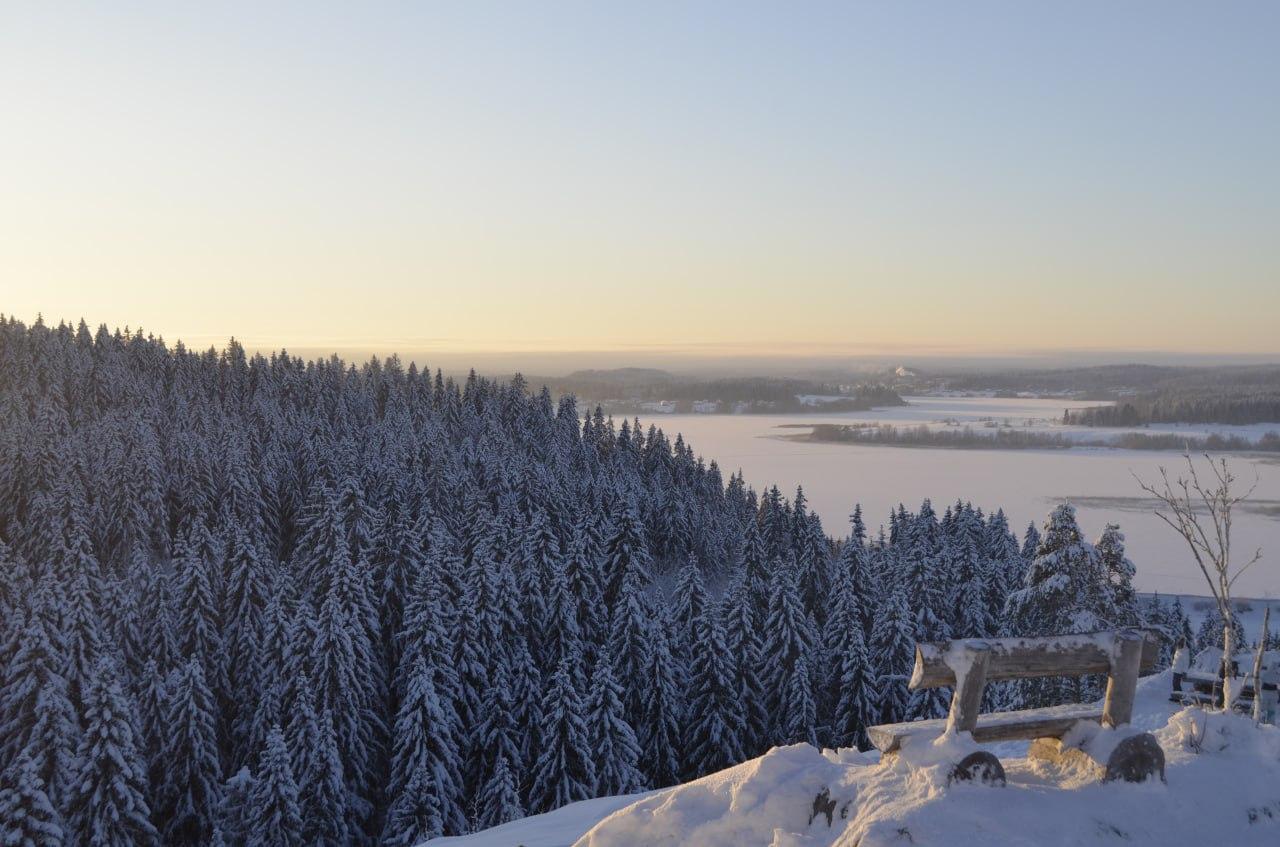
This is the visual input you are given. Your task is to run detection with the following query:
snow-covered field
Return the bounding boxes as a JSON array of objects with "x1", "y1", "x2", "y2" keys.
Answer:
[{"x1": 425, "y1": 673, "x2": 1280, "y2": 846}]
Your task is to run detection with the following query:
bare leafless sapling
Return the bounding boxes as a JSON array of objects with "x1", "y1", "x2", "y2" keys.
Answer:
[{"x1": 1134, "y1": 454, "x2": 1263, "y2": 710}]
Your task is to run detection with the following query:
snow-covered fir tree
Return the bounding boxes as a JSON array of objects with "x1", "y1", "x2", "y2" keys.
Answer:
[
  {"x1": 683, "y1": 601, "x2": 744, "y2": 779},
  {"x1": 825, "y1": 568, "x2": 876, "y2": 750},
  {"x1": 638, "y1": 623, "x2": 684, "y2": 789},
  {"x1": 529, "y1": 660, "x2": 595, "y2": 813},
  {"x1": 285, "y1": 680, "x2": 349, "y2": 847},
  {"x1": 762, "y1": 556, "x2": 815, "y2": 744},
  {"x1": 870, "y1": 586, "x2": 915, "y2": 724},
  {"x1": 1006, "y1": 504, "x2": 1107, "y2": 705},
  {"x1": 722, "y1": 575, "x2": 769, "y2": 758},
  {"x1": 65, "y1": 659, "x2": 160, "y2": 846},
  {"x1": 1094, "y1": 523, "x2": 1140, "y2": 627},
  {"x1": 384, "y1": 655, "x2": 463, "y2": 839},
  {"x1": 584, "y1": 650, "x2": 644, "y2": 797},
  {"x1": 0, "y1": 749, "x2": 65, "y2": 847},
  {"x1": 157, "y1": 658, "x2": 223, "y2": 844},
  {"x1": 0, "y1": 611, "x2": 78, "y2": 812},
  {"x1": 381, "y1": 759, "x2": 443, "y2": 847},
  {"x1": 473, "y1": 752, "x2": 524, "y2": 831},
  {"x1": 245, "y1": 726, "x2": 303, "y2": 847}
]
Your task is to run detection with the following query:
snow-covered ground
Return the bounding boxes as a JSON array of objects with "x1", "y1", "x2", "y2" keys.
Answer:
[
  {"x1": 427, "y1": 673, "x2": 1280, "y2": 846},
  {"x1": 420, "y1": 793, "x2": 655, "y2": 847}
]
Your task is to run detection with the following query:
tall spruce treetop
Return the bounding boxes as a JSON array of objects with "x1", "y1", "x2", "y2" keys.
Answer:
[
  {"x1": 739, "y1": 520, "x2": 771, "y2": 619},
  {"x1": 66, "y1": 659, "x2": 160, "y2": 847},
  {"x1": 1021, "y1": 521, "x2": 1042, "y2": 562},
  {"x1": 870, "y1": 585, "x2": 915, "y2": 725},
  {"x1": 245, "y1": 726, "x2": 303, "y2": 847},
  {"x1": 159, "y1": 657, "x2": 223, "y2": 845},
  {"x1": 638, "y1": 621, "x2": 683, "y2": 790},
  {"x1": 608, "y1": 567, "x2": 652, "y2": 734},
  {"x1": 762, "y1": 556, "x2": 814, "y2": 708},
  {"x1": 584, "y1": 650, "x2": 645, "y2": 797},
  {"x1": 683, "y1": 602, "x2": 743, "y2": 779},
  {"x1": 543, "y1": 560, "x2": 585, "y2": 683},
  {"x1": 284, "y1": 675, "x2": 349, "y2": 847},
  {"x1": 601, "y1": 499, "x2": 651, "y2": 612},
  {"x1": 387, "y1": 655, "x2": 464, "y2": 836},
  {"x1": 173, "y1": 524, "x2": 223, "y2": 684},
  {"x1": 670, "y1": 552, "x2": 706, "y2": 660},
  {"x1": 382, "y1": 755, "x2": 443, "y2": 847},
  {"x1": 0, "y1": 749, "x2": 64, "y2": 847},
  {"x1": 832, "y1": 602, "x2": 876, "y2": 750},
  {"x1": 519, "y1": 508, "x2": 562, "y2": 665},
  {"x1": 0, "y1": 610, "x2": 78, "y2": 812},
  {"x1": 529, "y1": 660, "x2": 595, "y2": 814},
  {"x1": 473, "y1": 752, "x2": 523, "y2": 832},
  {"x1": 1006, "y1": 504, "x2": 1104, "y2": 637},
  {"x1": 721, "y1": 575, "x2": 768, "y2": 758},
  {"x1": 1094, "y1": 523, "x2": 1140, "y2": 627},
  {"x1": 468, "y1": 656, "x2": 522, "y2": 813},
  {"x1": 562, "y1": 514, "x2": 604, "y2": 653}
]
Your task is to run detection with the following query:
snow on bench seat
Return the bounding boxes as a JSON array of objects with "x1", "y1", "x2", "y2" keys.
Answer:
[{"x1": 867, "y1": 703, "x2": 1104, "y2": 753}]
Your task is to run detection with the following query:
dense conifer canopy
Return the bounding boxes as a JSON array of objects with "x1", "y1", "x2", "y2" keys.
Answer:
[{"x1": 0, "y1": 316, "x2": 1170, "y2": 842}]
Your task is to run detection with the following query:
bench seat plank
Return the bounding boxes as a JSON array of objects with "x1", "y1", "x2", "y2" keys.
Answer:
[{"x1": 867, "y1": 704, "x2": 1104, "y2": 753}]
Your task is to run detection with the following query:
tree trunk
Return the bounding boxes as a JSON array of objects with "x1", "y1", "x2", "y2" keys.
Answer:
[
  {"x1": 1222, "y1": 613, "x2": 1236, "y2": 711},
  {"x1": 1253, "y1": 607, "x2": 1271, "y2": 725}
]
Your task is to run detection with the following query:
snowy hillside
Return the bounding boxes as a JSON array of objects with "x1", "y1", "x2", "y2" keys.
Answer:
[{"x1": 427, "y1": 673, "x2": 1280, "y2": 846}]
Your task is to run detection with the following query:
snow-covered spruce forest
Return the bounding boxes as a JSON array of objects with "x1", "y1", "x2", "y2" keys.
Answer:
[{"x1": 0, "y1": 317, "x2": 1204, "y2": 846}]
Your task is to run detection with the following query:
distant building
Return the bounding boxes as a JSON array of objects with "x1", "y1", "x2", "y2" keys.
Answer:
[
  {"x1": 692, "y1": 400, "x2": 719, "y2": 413},
  {"x1": 639, "y1": 400, "x2": 676, "y2": 414},
  {"x1": 796, "y1": 394, "x2": 845, "y2": 407}
]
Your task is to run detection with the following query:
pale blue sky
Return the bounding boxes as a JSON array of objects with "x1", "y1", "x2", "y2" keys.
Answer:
[{"x1": 2, "y1": 1, "x2": 1277, "y2": 356}]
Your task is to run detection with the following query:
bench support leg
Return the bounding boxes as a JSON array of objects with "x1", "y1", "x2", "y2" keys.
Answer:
[
  {"x1": 1103, "y1": 633, "x2": 1143, "y2": 728},
  {"x1": 947, "y1": 645, "x2": 991, "y2": 733}
]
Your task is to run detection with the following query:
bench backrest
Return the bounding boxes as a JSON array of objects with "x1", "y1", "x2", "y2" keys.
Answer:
[{"x1": 909, "y1": 628, "x2": 1160, "y2": 690}]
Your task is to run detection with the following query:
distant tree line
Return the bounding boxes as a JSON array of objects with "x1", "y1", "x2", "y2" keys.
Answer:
[
  {"x1": 796, "y1": 423, "x2": 1280, "y2": 453},
  {"x1": 797, "y1": 423, "x2": 1077, "y2": 450},
  {"x1": 1065, "y1": 392, "x2": 1280, "y2": 428},
  {"x1": 0, "y1": 315, "x2": 1205, "y2": 847}
]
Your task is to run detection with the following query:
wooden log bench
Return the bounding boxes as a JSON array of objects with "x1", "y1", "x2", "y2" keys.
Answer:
[{"x1": 866, "y1": 629, "x2": 1164, "y2": 786}]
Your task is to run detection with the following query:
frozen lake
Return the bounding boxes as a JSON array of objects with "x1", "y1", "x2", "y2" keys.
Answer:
[{"x1": 635, "y1": 397, "x2": 1280, "y2": 598}]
